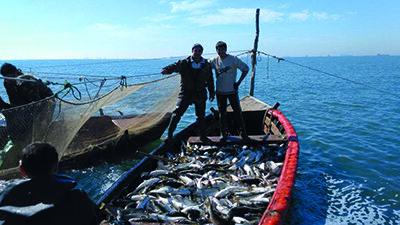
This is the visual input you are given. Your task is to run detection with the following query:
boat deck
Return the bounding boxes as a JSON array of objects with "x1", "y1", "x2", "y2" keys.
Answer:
[{"x1": 232, "y1": 95, "x2": 271, "y2": 112}]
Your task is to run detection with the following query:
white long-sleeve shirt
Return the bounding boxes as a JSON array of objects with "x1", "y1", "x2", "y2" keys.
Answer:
[{"x1": 209, "y1": 54, "x2": 249, "y2": 94}]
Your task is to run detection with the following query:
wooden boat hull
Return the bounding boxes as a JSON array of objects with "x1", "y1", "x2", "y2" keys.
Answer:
[
  {"x1": 97, "y1": 96, "x2": 299, "y2": 225},
  {"x1": 59, "y1": 112, "x2": 172, "y2": 169}
]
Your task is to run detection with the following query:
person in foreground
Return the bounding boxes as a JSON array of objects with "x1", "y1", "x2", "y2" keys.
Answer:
[
  {"x1": 0, "y1": 142, "x2": 107, "y2": 225},
  {"x1": 209, "y1": 41, "x2": 249, "y2": 142},
  {"x1": 161, "y1": 43, "x2": 215, "y2": 142}
]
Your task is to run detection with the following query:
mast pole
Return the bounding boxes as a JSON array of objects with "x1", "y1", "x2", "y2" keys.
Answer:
[{"x1": 249, "y1": 8, "x2": 260, "y2": 96}]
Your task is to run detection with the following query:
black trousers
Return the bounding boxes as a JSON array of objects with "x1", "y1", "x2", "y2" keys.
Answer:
[
  {"x1": 168, "y1": 90, "x2": 207, "y2": 138},
  {"x1": 216, "y1": 93, "x2": 247, "y2": 137}
]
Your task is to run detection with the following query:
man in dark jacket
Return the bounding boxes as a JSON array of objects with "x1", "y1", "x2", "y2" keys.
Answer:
[
  {"x1": 0, "y1": 142, "x2": 101, "y2": 225},
  {"x1": 0, "y1": 63, "x2": 55, "y2": 162},
  {"x1": 0, "y1": 97, "x2": 11, "y2": 110},
  {"x1": 1, "y1": 63, "x2": 53, "y2": 107},
  {"x1": 161, "y1": 43, "x2": 215, "y2": 142}
]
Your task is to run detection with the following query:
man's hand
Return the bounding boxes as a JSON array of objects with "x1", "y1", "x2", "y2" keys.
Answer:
[{"x1": 233, "y1": 82, "x2": 239, "y2": 90}]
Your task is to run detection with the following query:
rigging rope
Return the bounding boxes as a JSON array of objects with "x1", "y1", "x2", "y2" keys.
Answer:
[
  {"x1": 14, "y1": 49, "x2": 249, "y2": 94},
  {"x1": 258, "y1": 51, "x2": 400, "y2": 98},
  {"x1": 34, "y1": 71, "x2": 163, "y2": 80},
  {"x1": 6, "y1": 50, "x2": 398, "y2": 100},
  {"x1": 25, "y1": 59, "x2": 145, "y2": 69}
]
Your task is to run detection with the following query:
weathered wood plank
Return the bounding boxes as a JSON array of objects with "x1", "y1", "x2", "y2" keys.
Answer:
[{"x1": 227, "y1": 95, "x2": 270, "y2": 112}]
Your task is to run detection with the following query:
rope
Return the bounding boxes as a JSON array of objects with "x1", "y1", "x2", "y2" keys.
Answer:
[
  {"x1": 94, "y1": 79, "x2": 107, "y2": 99},
  {"x1": 41, "y1": 72, "x2": 178, "y2": 106},
  {"x1": 24, "y1": 50, "x2": 248, "y2": 89},
  {"x1": 232, "y1": 50, "x2": 252, "y2": 57},
  {"x1": 55, "y1": 84, "x2": 119, "y2": 106},
  {"x1": 83, "y1": 78, "x2": 93, "y2": 100},
  {"x1": 0, "y1": 76, "x2": 41, "y2": 83},
  {"x1": 19, "y1": 50, "x2": 248, "y2": 71},
  {"x1": 258, "y1": 51, "x2": 400, "y2": 98},
  {"x1": 35, "y1": 71, "x2": 164, "y2": 82},
  {"x1": 54, "y1": 81, "x2": 82, "y2": 100},
  {"x1": 53, "y1": 74, "x2": 178, "y2": 106},
  {"x1": 24, "y1": 59, "x2": 144, "y2": 69},
  {"x1": 11, "y1": 50, "x2": 398, "y2": 100}
]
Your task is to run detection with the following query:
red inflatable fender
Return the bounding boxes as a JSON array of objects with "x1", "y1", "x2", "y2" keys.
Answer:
[{"x1": 259, "y1": 109, "x2": 299, "y2": 225}]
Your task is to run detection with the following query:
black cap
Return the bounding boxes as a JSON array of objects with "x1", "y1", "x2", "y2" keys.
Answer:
[
  {"x1": 216, "y1": 41, "x2": 227, "y2": 49},
  {"x1": 192, "y1": 43, "x2": 203, "y2": 51}
]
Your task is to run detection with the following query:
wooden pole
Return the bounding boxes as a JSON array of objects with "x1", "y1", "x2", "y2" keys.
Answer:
[{"x1": 249, "y1": 8, "x2": 260, "y2": 96}]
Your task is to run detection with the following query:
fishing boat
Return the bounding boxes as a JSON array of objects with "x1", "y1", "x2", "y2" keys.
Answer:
[{"x1": 97, "y1": 9, "x2": 299, "y2": 225}]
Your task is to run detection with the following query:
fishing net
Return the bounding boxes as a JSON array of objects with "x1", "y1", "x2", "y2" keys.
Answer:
[{"x1": 0, "y1": 75, "x2": 180, "y2": 173}]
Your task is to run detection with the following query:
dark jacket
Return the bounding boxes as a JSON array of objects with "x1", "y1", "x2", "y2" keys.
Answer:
[
  {"x1": 162, "y1": 56, "x2": 214, "y2": 96},
  {"x1": 0, "y1": 97, "x2": 11, "y2": 110},
  {"x1": 0, "y1": 174, "x2": 100, "y2": 225},
  {"x1": 4, "y1": 74, "x2": 53, "y2": 107}
]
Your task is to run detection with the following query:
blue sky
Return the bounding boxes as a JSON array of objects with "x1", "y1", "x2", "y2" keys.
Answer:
[{"x1": 1, "y1": 0, "x2": 399, "y2": 59}]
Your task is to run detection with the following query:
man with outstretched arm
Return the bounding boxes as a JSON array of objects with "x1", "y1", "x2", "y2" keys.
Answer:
[{"x1": 161, "y1": 43, "x2": 215, "y2": 142}]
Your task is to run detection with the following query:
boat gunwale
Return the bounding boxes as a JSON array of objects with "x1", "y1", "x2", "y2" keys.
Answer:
[{"x1": 259, "y1": 109, "x2": 299, "y2": 225}]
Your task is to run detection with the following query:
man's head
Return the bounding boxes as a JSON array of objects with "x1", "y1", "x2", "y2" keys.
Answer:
[
  {"x1": 1, "y1": 63, "x2": 23, "y2": 77},
  {"x1": 192, "y1": 43, "x2": 204, "y2": 61},
  {"x1": 216, "y1": 41, "x2": 227, "y2": 50},
  {"x1": 20, "y1": 142, "x2": 59, "y2": 178},
  {"x1": 216, "y1": 41, "x2": 227, "y2": 58}
]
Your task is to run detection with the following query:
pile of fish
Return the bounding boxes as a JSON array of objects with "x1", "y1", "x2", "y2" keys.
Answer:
[{"x1": 105, "y1": 143, "x2": 286, "y2": 224}]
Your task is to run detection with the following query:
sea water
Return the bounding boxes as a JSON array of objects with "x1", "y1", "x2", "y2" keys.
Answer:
[{"x1": 0, "y1": 55, "x2": 399, "y2": 224}]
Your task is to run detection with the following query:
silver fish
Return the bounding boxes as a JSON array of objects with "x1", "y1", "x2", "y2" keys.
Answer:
[
  {"x1": 243, "y1": 164, "x2": 254, "y2": 176},
  {"x1": 129, "y1": 194, "x2": 148, "y2": 201},
  {"x1": 249, "y1": 197, "x2": 270, "y2": 205},
  {"x1": 170, "y1": 195, "x2": 197, "y2": 210},
  {"x1": 208, "y1": 197, "x2": 234, "y2": 225},
  {"x1": 181, "y1": 205, "x2": 203, "y2": 221},
  {"x1": 179, "y1": 175, "x2": 195, "y2": 187},
  {"x1": 156, "y1": 196, "x2": 176, "y2": 212},
  {"x1": 215, "y1": 186, "x2": 247, "y2": 198},
  {"x1": 232, "y1": 216, "x2": 251, "y2": 224},
  {"x1": 134, "y1": 177, "x2": 160, "y2": 193},
  {"x1": 149, "y1": 169, "x2": 172, "y2": 177}
]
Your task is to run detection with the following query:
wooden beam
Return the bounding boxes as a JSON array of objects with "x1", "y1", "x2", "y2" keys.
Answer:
[{"x1": 249, "y1": 8, "x2": 260, "y2": 96}]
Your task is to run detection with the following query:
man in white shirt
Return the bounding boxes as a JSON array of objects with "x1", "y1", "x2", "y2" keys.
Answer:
[{"x1": 209, "y1": 41, "x2": 249, "y2": 142}]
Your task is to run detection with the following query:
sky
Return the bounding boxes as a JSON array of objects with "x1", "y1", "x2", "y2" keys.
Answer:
[{"x1": 1, "y1": 0, "x2": 399, "y2": 59}]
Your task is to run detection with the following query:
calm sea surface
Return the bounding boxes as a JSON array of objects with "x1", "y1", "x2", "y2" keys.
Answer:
[{"x1": 1, "y1": 55, "x2": 399, "y2": 224}]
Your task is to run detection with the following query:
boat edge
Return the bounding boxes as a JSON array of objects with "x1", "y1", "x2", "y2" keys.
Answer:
[{"x1": 259, "y1": 109, "x2": 299, "y2": 225}]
